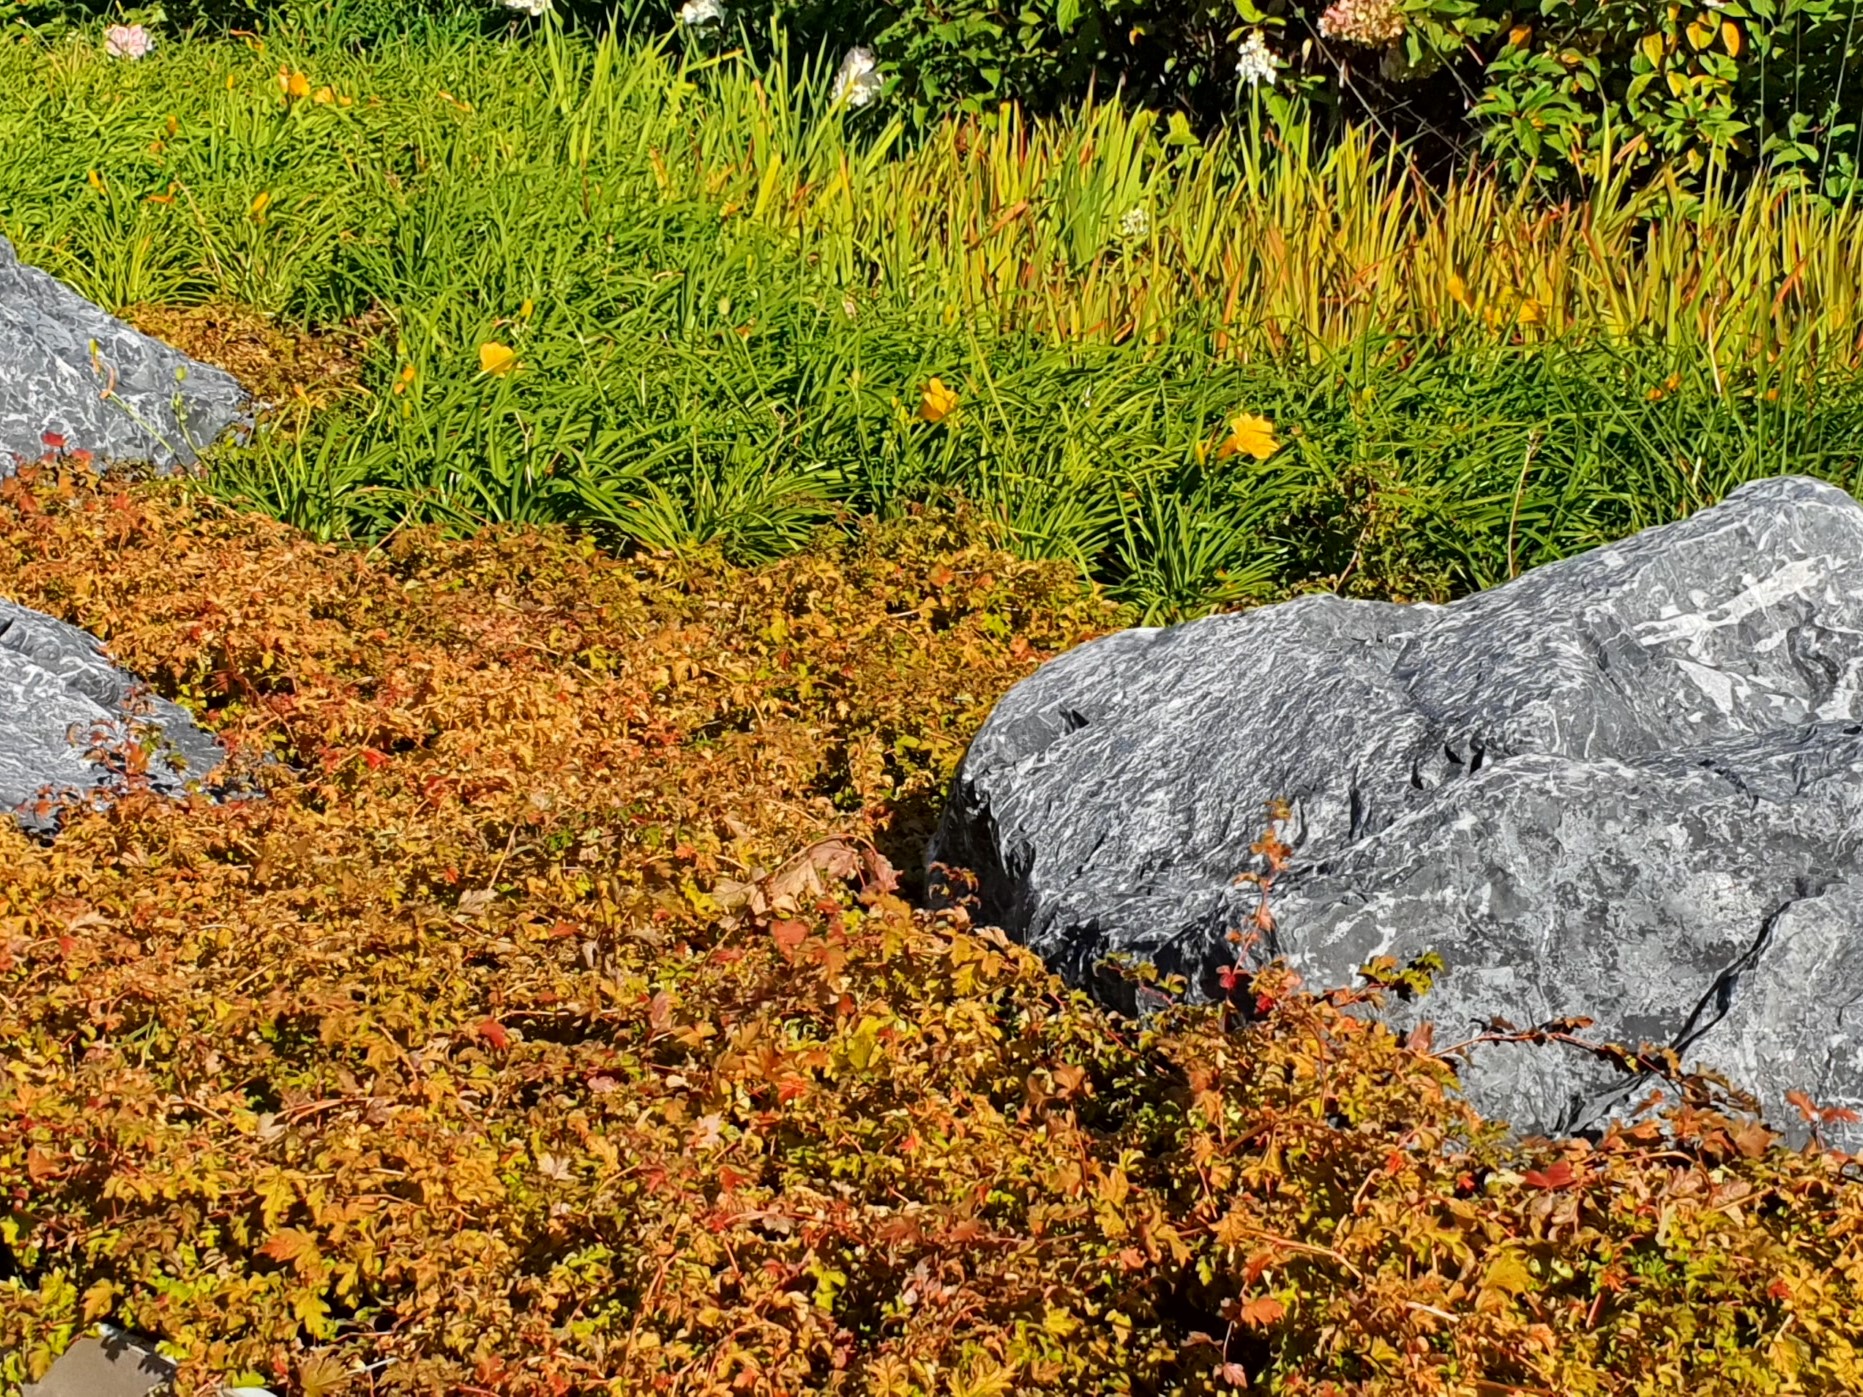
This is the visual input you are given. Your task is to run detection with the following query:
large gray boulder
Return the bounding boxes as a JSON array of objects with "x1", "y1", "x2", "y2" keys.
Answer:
[
  {"x1": 0, "y1": 236, "x2": 247, "y2": 470},
  {"x1": 0, "y1": 597, "x2": 223, "y2": 830},
  {"x1": 932, "y1": 475, "x2": 1863, "y2": 1143}
]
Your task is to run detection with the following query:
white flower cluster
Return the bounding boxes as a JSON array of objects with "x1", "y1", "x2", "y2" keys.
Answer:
[
  {"x1": 1117, "y1": 205, "x2": 1150, "y2": 240},
  {"x1": 1318, "y1": 0, "x2": 1407, "y2": 46},
  {"x1": 831, "y1": 46, "x2": 883, "y2": 108},
  {"x1": 1234, "y1": 30, "x2": 1281, "y2": 87},
  {"x1": 504, "y1": 0, "x2": 550, "y2": 16},
  {"x1": 678, "y1": 0, "x2": 725, "y2": 26}
]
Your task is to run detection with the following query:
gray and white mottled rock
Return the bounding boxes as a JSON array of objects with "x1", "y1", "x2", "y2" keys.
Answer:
[
  {"x1": 932, "y1": 475, "x2": 1863, "y2": 1142},
  {"x1": 0, "y1": 236, "x2": 247, "y2": 470},
  {"x1": 0, "y1": 596, "x2": 223, "y2": 829},
  {"x1": 19, "y1": 1327, "x2": 279, "y2": 1397},
  {"x1": 22, "y1": 1329, "x2": 176, "y2": 1397}
]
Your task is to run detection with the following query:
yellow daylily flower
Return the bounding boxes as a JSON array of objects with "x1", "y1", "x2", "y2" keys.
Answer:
[
  {"x1": 1217, "y1": 412, "x2": 1281, "y2": 462},
  {"x1": 479, "y1": 342, "x2": 519, "y2": 376},
  {"x1": 919, "y1": 377, "x2": 959, "y2": 424}
]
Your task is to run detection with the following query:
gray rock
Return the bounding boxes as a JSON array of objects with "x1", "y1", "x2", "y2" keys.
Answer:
[
  {"x1": 0, "y1": 236, "x2": 247, "y2": 470},
  {"x1": 932, "y1": 475, "x2": 1863, "y2": 1143},
  {"x1": 0, "y1": 596, "x2": 224, "y2": 829},
  {"x1": 23, "y1": 1330, "x2": 175, "y2": 1397}
]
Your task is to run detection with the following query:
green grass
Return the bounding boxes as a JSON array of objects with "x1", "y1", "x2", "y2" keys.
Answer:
[{"x1": 3, "y1": 6, "x2": 1862, "y2": 617}]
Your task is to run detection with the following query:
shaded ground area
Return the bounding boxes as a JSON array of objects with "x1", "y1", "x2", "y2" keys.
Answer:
[{"x1": 123, "y1": 303, "x2": 380, "y2": 413}]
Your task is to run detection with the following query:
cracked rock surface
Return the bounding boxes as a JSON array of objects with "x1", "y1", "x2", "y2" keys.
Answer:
[
  {"x1": 0, "y1": 596, "x2": 224, "y2": 830},
  {"x1": 0, "y1": 235, "x2": 247, "y2": 470},
  {"x1": 932, "y1": 475, "x2": 1863, "y2": 1142}
]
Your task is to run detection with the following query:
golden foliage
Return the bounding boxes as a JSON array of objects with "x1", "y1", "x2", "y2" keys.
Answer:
[{"x1": 0, "y1": 472, "x2": 1860, "y2": 1394}]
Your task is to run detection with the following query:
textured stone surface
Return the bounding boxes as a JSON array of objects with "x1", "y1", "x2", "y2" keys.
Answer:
[
  {"x1": 22, "y1": 1330, "x2": 175, "y2": 1397},
  {"x1": 0, "y1": 596, "x2": 223, "y2": 829},
  {"x1": 0, "y1": 236, "x2": 247, "y2": 470},
  {"x1": 932, "y1": 476, "x2": 1863, "y2": 1142}
]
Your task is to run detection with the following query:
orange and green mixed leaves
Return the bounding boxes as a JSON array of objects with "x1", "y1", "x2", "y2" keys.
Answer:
[{"x1": 0, "y1": 470, "x2": 1860, "y2": 1396}]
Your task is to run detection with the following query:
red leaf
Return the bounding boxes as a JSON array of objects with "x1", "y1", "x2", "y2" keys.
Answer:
[
  {"x1": 1238, "y1": 1296, "x2": 1285, "y2": 1327},
  {"x1": 1219, "y1": 1363, "x2": 1249, "y2": 1387},
  {"x1": 648, "y1": 990, "x2": 674, "y2": 1033},
  {"x1": 476, "y1": 1018, "x2": 510, "y2": 1051},
  {"x1": 770, "y1": 919, "x2": 809, "y2": 956},
  {"x1": 258, "y1": 1227, "x2": 317, "y2": 1264},
  {"x1": 1523, "y1": 1160, "x2": 1577, "y2": 1190},
  {"x1": 40, "y1": 432, "x2": 66, "y2": 451}
]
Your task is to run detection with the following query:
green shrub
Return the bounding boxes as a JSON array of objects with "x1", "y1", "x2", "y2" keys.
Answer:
[
  {"x1": 15, "y1": 0, "x2": 1862, "y2": 182},
  {"x1": 744, "y1": 0, "x2": 1863, "y2": 185}
]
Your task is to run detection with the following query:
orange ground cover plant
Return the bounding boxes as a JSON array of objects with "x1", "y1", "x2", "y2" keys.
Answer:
[{"x1": 2, "y1": 470, "x2": 1862, "y2": 1395}]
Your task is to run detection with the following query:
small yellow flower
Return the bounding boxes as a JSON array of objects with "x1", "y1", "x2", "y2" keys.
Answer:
[
  {"x1": 919, "y1": 377, "x2": 959, "y2": 424},
  {"x1": 392, "y1": 363, "x2": 417, "y2": 396},
  {"x1": 1517, "y1": 297, "x2": 1545, "y2": 327},
  {"x1": 1216, "y1": 413, "x2": 1281, "y2": 462},
  {"x1": 86, "y1": 169, "x2": 106, "y2": 195},
  {"x1": 1446, "y1": 272, "x2": 1472, "y2": 310},
  {"x1": 279, "y1": 68, "x2": 311, "y2": 102},
  {"x1": 479, "y1": 342, "x2": 519, "y2": 377},
  {"x1": 518, "y1": 299, "x2": 535, "y2": 321},
  {"x1": 1647, "y1": 372, "x2": 1682, "y2": 402},
  {"x1": 312, "y1": 86, "x2": 336, "y2": 105},
  {"x1": 249, "y1": 190, "x2": 271, "y2": 219}
]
